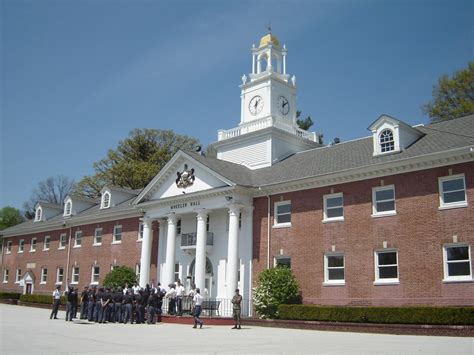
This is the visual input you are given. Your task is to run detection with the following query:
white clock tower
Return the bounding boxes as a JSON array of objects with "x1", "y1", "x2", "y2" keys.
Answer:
[{"x1": 215, "y1": 31, "x2": 321, "y2": 169}]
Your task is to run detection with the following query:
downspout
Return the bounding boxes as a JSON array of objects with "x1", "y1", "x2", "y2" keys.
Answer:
[
  {"x1": 267, "y1": 194, "x2": 271, "y2": 269},
  {"x1": 65, "y1": 225, "x2": 72, "y2": 290}
]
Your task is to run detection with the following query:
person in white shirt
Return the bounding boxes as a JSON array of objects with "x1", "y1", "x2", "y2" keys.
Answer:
[
  {"x1": 175, "y1": 280, "x2": 185, "y2": 316},
  {"x1": 50, "y1": 286, "x2": 61, "y2": 319},
  {"x1": 165, "y1": 285, "x2": 177, "y2": 315},
  {"x1": 192, "y1": 288, "x2": 203, "y2": 328}
]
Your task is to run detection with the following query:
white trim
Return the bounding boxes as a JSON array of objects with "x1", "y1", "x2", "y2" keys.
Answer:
[
  {"x1": 323, "y1": 192, "x2": 344, "y2": 222},
  {"x1": 30, "y1": 237, "x2": 37, "y2": 252},
  {"x1": 3, "y1": 269, "x2": 9, "y2": 283},
  {"x1": 442, "y1": 243, "x2": 472, "y2": 282},
  {"x1": 438, "y1": 174, "x2": 468, "y2": 209},
  {"x1": 43, "y1": 236, "x2": 50, "y2": 251},
  {"x1": 40, "y1": 267, "x2": 48, "y2": 284},
  {"x1": 112, "y1": 225, "x2": 122, "y2": 244},
  {"x1": 15, "y1": 268, "x2": 21, "y2": 283},
  {"x1": 56, "y1": 267, "x2": 64, "y2": 285},
  {"x1": 93, "y1": 227, "x2": 103, "y2": 246},
  {"x1": 18, "y1": 239, "x2": 24, "y2": 253},
  {"x1": 101, "y1": 191, "x2": 111, "y2": 209},
  {"x1": 374, "y1": 249, "x2": 399, "y2": 284},
  {"x1": 274, "y1": 200, "x2": 291, "y2": 227},
  {"x1": 74, "y1": 230, "x2": 82, "y2": 247},
  {"x1": 6, "y1": 240, "x2": 12, "y2": 254},
  {"x1": 372, "y1": 185, "x2": 396, "y2": 217},
  {"x1": 91, "y1": 265, "x2": 100, "y2": 285},
  {"x1": 323, "y1": 253, "x2": 345, "y2": 286},
  {"x1": 64, "y1": 200, "x2": 72, "y2": 217},
  {"x1": 137, "y1": 222, "x2": 144, "y2": 241},
  {"x1": 71, "y1": 266, "x2": 80, "y2": 284},
  {"x1": 35, "y1": 207, "x2": 42, "y2": 222}
]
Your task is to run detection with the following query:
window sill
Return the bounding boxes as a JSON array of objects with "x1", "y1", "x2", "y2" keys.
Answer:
[
  {"x1": 373, "y1": 280, "x2": 399, "y2": 286},
  {"x1": 90, "y1": 281, "x2": 99, "y2": 285},
  {"x1": 70, "y1": 281, "x2": 78, "y2": 285},
  {"x1": 58, "y1": 247, "x2": 66, "y2": 250},
  {"x1": 2, "y1": 281, "x2": 8, "y2": 284},
  {"x1": 371, "y1": 211, "x2": 397, "y2": 218},
  {"x1": 6, "y1": 252, "x2": 11, "y2": 255},
  {"x1": 442, "y1": 278, "x2": 473, "y2": 284},
  {"x1": 73, "y1": 245, "x2": 81, "y2": 248},
  {"x1": 323, "y1": 281, "x2": 345, "y2": 287},
  {"x1": 136, "y1": 239, "x2": 143, "y2": 243},
  {"x1": 40, "y1": 282, "x2": 46, "y2": 285},
  {"x1": 55, "y1": 282, "x2": 63, "y2": 285},
  {"x1": 322, "y1": 217, "x2": 344, "y2": 224},
  {"x1": 112, "y1": 241, "x2": 122, "y2": 245},
  {"x1": 438, "y1": 203, "x2": 468, "y2": 211},
  {"x1": 15, "y1": 281, "x2": 20, "y2": 284},
  {"x1": 43, "y1": 248, "x2": 49, "y2": 251},
  {"x1": 93, "y1": 243, "x2": 102, "y2": 247},
  {"x1": 273, "y1": 223, "x2": 291, "y2": 229},
  {"x1": 18, "y1": 251, "x2": 24, "y2": 254},
  {"x1": 29, "y1": 250, "x2": 36, "y2": 253}
]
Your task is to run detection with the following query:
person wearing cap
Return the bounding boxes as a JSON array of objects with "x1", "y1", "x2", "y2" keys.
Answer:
[
  {"x1": 192, "y1": 288, "x2": 203, "y2": 329},
  {"x1": 50, "y1": 285, "x2": 61, "y2": 319},
  {"x1": 64, "y1": 285, "x2": 75, "y2": 321},
  {"x1": 231, "y1": 288, "x2": 242, "y2": 329},
  {"x1": 80, "y1": 286, "x2": 89, "y2": 319}
]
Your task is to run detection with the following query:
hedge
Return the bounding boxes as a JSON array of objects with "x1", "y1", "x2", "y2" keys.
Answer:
[
  {"x1": 20, "y1": 294, "x2": 66, "y2": 305},
  {"x1": 0, "y1": 292, "x2": 21, "y2": 300},
  {"x1": 278, "y1": 305, "x2": 474, "y2": 325}
]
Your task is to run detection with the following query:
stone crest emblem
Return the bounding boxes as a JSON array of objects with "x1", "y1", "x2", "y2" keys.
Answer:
[{"x1": 176, "y1": 164, "x2": 195, "y2": 188}]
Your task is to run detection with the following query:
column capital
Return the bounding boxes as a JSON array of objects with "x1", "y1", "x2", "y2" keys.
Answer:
[
  {"x1": 166, "y1": 213, "x2": 177, "y2": 224},
  {"x1": 195, "y1": 209, "x2": 208, "y2": 221},
  {"x1": 227, "y1": 204, "x2": 241, "y2": 217},
  {"x1": 139, "y1": 217, "x2": 153, "y2": 225}
]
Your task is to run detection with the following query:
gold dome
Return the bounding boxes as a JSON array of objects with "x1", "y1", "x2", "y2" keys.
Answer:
[{"x1": 259, "y1": 33, "x2": 280, "y2": 48}]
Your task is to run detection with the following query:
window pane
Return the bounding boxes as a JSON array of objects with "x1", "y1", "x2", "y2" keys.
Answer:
[
  {"x1": 326, "y1": 197, "x2": 342, "y2": 208},
  {"x1": 448, "y1": 262, "x2": 471, "y2": 276},
  {"x1": 442, "y1": 178, "x2": 464, "y2": 192},
  {"x1": 376, "y1": 189, "x2": 394, "y2": 201},
  {"x1": 379, "y1": 266, "x2": 397, "y2": 279},
  {"x1": 446, "y1": 246, "x2": 469, "y2": 261},
  {"x1": 378, "y1": 252, "x2": 397, "y2": 265},
  {"x1": 327, "y1": 207, "x2": 343, "y2": 218},
  {"x1": 277, "y1": 204, "x2": 291, "y2": 214},
  {"x1": 277, "y1": 214, "x2": 291, "y2": 224},
  {"x1": 328, "y1": 268, "x2": 344, "y2": 280},
  {"x1": 443, "y1": 191, "x2": 466, "y2": 203},
  {"x1": 276, "y1": 257, "x2": 291, "y2": 268},
  {"x1": 328, "y1": 256, "x2": 344, "y2": 267},
  {"x1": 377, "y1": 201, "x2": 395, "y2": 212}
]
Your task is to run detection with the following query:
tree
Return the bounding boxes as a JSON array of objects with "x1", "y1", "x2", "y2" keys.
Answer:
[
  {"x1": 76, "y1": 129, "x2": 200, "y2": 198},
  {"x1": 103, "y1": 266, "x2": 137, "y2": 289},
  {"x1": 422, "y1": 62, "x2": 474, "y2": 122},
  {"x1": 23, "y1": 175, "x2": 75, "y2": 219},
  {"x1": 0, "y1": 207, "x2": 24, "y2": 230},
  {"x1": 252, "y1": 266, "x2": 300, "y2": 319},
  {"x1": 296, "y1": 110, "x2": 314, "y2": 131}
]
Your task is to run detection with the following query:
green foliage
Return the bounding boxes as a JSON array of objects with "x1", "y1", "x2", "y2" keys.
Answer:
[
  {"x1": 0, "y1": 292, "x2": 22, "y2": 300},
  {"x1": 278, "y1": 305, "x2": 474, "y2": 325},
  {"x1": 76, "y1": 129, "x2": 200, "y2": 198},
  {"x1": 253, "y1": 267, "x2": 300, "y2": 319},
  {"x1": 20, "y1": 294, "x2": 66, "y2": 305},
  {"x1": 296, "y1": 110, "x2": 314, "y2": 131},
  {"x1": 103, "y1": 266, "x2": 137, "y2": 288},
  {"x1": 422, "y1": 62, "x2": 474, "y2": 122},
  {"x1": 0, "y1": 207, "x2": 24, "y2": 230}
]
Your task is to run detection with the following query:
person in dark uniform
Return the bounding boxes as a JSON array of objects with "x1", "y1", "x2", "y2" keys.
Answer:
[
  {"x1": 99, "y1": 288, "x2": 110, "y2": 323},
  {"x1": 94, "y1": 287, "x2": 102, "y2": 322},
  {"x1": 65, "y1": 286, "x2": 75, "y2": 322},
  {"x1": 72, "y1": 287, "x2": 79, "y2": 319},
  {"x1": 231, "y1": 288, "x2": 243, "y2": 329},
  {"x1": 122, "y1": 290, "x2": 133, "y2": 324},
  {"x1": 146, "y1": 289, "x2": 158, "y2": 324},
  {"x1": 80, "y1": 286, "x2": 88, "y2": 319},
  {"x1": 50, "y1": 285, "x2": 61, "y2": 319},
  {"x1": 134, "y1": 290, "x2": 144, "y2": 324},
  {"x1": 107, "y1": 288, "x2": 115, "y2": 323},
  {"x1": 87, "y1": 286, "x2": 96, "y2": 321},
  {"x1": 114, "y1": 287, "x2": 123, "y2": 323}
]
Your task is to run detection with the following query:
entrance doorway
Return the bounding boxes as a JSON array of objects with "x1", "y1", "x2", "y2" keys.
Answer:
[
  {"x1": 189, "y1": 257, "x2": 213, "y2": 298},
  {"x1": 25, "y1": 283, "x2": 32, "y2": 295}
]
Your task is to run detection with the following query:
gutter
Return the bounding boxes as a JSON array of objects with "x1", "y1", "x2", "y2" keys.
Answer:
[
  {"x1": 258, "y1": 187, "x2": 271, "y2": 269},
  {"x1": 65, "y1": 226, "x2": 72, "y2": 290}
]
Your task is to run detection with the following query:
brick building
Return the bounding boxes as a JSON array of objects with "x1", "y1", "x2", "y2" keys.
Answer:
[{"x1": 1, "y1": 31, "x2": 473, "y2": 309}]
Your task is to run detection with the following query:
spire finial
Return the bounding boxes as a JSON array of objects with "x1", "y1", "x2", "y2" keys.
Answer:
[{"x1": 267, "y1": 21, "x2": 272, "y2": 34}]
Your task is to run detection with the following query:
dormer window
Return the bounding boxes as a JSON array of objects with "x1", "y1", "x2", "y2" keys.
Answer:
[
  {"x1": 101, "y1": 192, "x2": 111, "y2": 209},
  {"x1": 64, "y1": 201, "x2": 72, "y2": 216},
  {"x1": 379, "y1": 129, "x2": 395, "y2": 153},
  {"x1": 35, "y1": 207, "x2": 42, "y2": 222}
]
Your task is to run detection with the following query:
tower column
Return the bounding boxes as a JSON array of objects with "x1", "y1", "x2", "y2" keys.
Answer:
[
  {"x1": 164, "y1": 214, "x2": 177, "y2": 288},
  {"x1": 194, "y1": 210, "x2": 208, "y2": 294},
  {"x1": 139, "y1": 218, "x2": 153, "y2": 287},
  {"x1": 252, "y1": 54, "x2": 256, "y2": 74},
  {"x1": 226, "y1": 205, "x2": 240, "y2": 299},
  {"x1": 283, "y1": 53, "x2": 286, "y2": 75}
]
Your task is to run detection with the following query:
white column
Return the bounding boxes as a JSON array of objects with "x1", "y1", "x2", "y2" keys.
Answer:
[
  {"x1": 194, "y1": 210, "x2": 208, "y2": 294},
  {"x1": 283, "y1": 53, "x2": 286, "y2": 75},
  {"x1": 226, "y1": 205, "x2": 240, "y2": 299},
  {"x1": 252, "y1": 54, "x2": 255, "y2": 74},
  {"x1": 156, "y1": 219, "x2": 166, "y2": 285},
  {"x1": 257, "y1": 56, "x2": 261, "y2": 74},
  {"x1": 139, "y1": 218, "x2": 153, "y2": 287},
  {"x1": 164, "y1": 214, "x2": 177, "y2": 288},
  {"x1": 267, "y1": 49, "x2": 272, "y2": 70}
]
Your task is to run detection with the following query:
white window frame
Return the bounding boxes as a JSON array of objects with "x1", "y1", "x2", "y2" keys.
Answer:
[
  {"x1": 6, "y1": 241, "x2": 12, "y2": 254},
  {"x1": 372, "y1": 185, "x2": 396, "y2": 217},
  {"x1": 91, "y1": 265, "x2": 100, "y2": 285},
  {"x1": 71, "y1": 266, "x2": 80, "y2": 284},
  {"x1": 93, "y1": 228, "x2": 103, "y2": 246},
  {"x1": 35, "y1": 207, "x2": 42, "y2": 222},
  {"x1": 30, "y1": 237, "x2": 37, "y2": 252},
  {"x1": 323, "y1": 253, "x2": 345, "y2": 285},
  {"x1": 18, "y1": 239, "x2": 24, "y2": 253},
  {"x1": 101, "y1": 192, "x2": 111, "y2": 209},
  {"x1": 274, "y1": 200, "x2": 291, "y2": 228},
  {"x1": 59, "y1": 233, "x2": 67, "y2": 249},
  {"x1": 56, "y1": 267, "x2": 64, "y2": 285},
  {"x1": 135, "y1": 263, "x2": 141, "y2": 281},
  {"x1": 112, "y1": 225, "x2": 122, "y2": 244},
  {"x1": 138, "y1": 222, "x2": 144, "y2": 241},
  {"x1": 43, "y1": 236, "x2": 50, "y2": 250},
  {"x1": 374, "y1": 249, "x2": 399, "y2": 285},
  {"x1": 443, "y1": 244, "x2": 472, "y2": 282},
  {"x1": 323, "y1": 193, "x2": 344, "y2": 222},
  {"x1": 438, "y1": 174, "x2": 467, "y2": 210},
  {"x1": 74, "y1": 231, "x2": 82, "y2": 248},
  {"x1": 64, "y1": 200, "x2": 72, "y2": 216},
  {"x1": 15, "y1": 268, "x2": 22, "y2": 283},
  {"x1": 379, "y1": 129, "x2": 395, "y2": 153},
  {"x1": 3, "y1": 269, "x2": 9, "y2": 283},
  {"x1": 177, "y1": 219, "x2": 182, "y2": 235},
  {"x1": 40, "y1": 268, "x2": 48, "y2": 284}
]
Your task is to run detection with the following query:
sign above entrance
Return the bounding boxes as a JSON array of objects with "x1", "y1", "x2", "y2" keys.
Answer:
[
  {"x1": 176, "y1": 164, "x2": 195, "y2": 188},
  {"x1": 170, "y1": 200, "x2": 201, "y2": 210}
]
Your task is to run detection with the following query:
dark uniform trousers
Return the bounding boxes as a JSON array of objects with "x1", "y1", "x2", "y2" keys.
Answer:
[
  {"x1": 88, "y1": 302, "x2": 95, "y2": 321},
  {"x1": 115, "y1": 303, "x2": 123, "y2": 323},
  {"x1": 93, "y1": 301, "x2": 101, "y2": 322},
  {"x1": 80, "y1": 300, "x2": 88, "y2": 319},
  {"x1": 123, "y1": 303, "x2": 132, "y2": 324},
  {"x1": 65, "y1": 301, "x2": 74, "y2": 321},
  {"x1": 50, "y1": 299, "x2": 60, "y2": 319},
  {"x1": 147, "y1": 306, "x2": 156, "y2": 324}
]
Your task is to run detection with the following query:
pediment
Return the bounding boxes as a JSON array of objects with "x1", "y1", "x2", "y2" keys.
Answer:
[{"x1": 134, "y1": 151, "x2": 234, "y2": 203}]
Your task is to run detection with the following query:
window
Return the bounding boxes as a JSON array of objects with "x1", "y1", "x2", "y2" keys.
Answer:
[
  {"x1": 74, "y1": 231, "x2": 82, "y2": 247},
  {"x1": 110, "y1": 264, "x2": 119, "y2": 271},
  {"x1": 64, "y1": 201, "x2": 72, "y2": 216},
  {"x1": 177, "y1": 219, "x2": 182, "y2": 235},
  {"x1": 323, "y1": 193, "x2": 344, "y2": 222},
  {"x1": 113, "y1": 225, "x2": 122, "y2": 243},
  {"x1": 35, "y1": 207, "x2": 42, "y2": 221},
  {"x1": 6, "y1": 241, "x2": 12, "y2": 254},
  {"x1": 91, "y1": 266, "x2": 100, "y2": 284},
  {"x1": 30, "y1": 238, "x2": 37, "y2": 252},
  {"x1": 43, "y1": 236, "x2": 50, "y2": 250},
  {"x1": 93, "y1": 228, "x2": 102, "y2": 245},
  {"x1": 379, "y1": 129, "x2": 394, "y2": 153},
  {"x1": 274, "y1": 201, "x2": 291, "y2": 227},
  {"x1": 138, "y1": 222, "x2": 144, "y2": 241},
  {"x1": 324, "y1": 254, "x2": 345, "y2": 285},
  {"x1": 102, "y1": 192, "x2": 111, "y2": 209},
  {"x1": 135, "y1": 264, "x2": 141, "y2": 280},
  {"x1": 71, "y1": 266, "x2": 80, "y2": 284},
  {"x1": 374, "y1": 250, "x2": 399, "y2": 284},
  {"x1": 59, "y1": 233, "x2": 67, "y2": 249},
  {"x1": 439, "y1": 174, "x2": 467, "y2": 209},
  {"x1": 56, "y1": 267, "x2": 64, "y2": 284},
  {"x1": 174, "y1": 263, "x2": 180, "y2": 282},
  {"x1": 206, "y1": 216, "x2": 210, "y2": 232},
  {"x1": 3, "y1": 269, "x2": 8, "y2": 283},
  {"x1": 372, "y1": 185, "x2": 396, "y2": 216},
  {"x1": 18, "y1": 239, "x2": 24, "y2": 253},
  {"x1": 443, "y1": 245, "x2": 472, "y2": 282},
  {"x1": 41, "y1": 268, "x2": 48, "y2": 284},
  {"x1": 15, "y1": 268, "x2": 22, "y2": 283},
  {"x1": 239, "y1": 212, "x2": 242, "y2": 229},
  {"x1": 275, "y1": 255, "x2": 291, "y2": 268}
]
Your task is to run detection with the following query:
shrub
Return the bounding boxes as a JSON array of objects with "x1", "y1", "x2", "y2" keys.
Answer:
[
  {"x1": 278, "y1": 304, "x2": 474, "y2": 325},
  {"x1": 103, "y1": 266, "x2": 137, "y2": 289},
  {"x1": 0, "y1": 292, "x2": 21, "y2": 300},
  {"x1": 20, "y1": 294, "x2": 66, "y2": 305},
  {"x1": 253, "y1": 267, "x2": 300, "y2": 319}
]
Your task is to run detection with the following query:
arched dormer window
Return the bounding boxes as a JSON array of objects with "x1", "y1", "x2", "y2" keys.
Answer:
[
  {"x1": 379, "y1": 129, "x2": 395, "y2": 153},
  {"x1": 101, "y1": 192, "x2": 111, "y2": 209},
  {"x1": 64, "y1": 201, "x2": 72, "y2": 216},
  {"x1": 35, "y1": 207, "x2": 42, "y2": 222}
]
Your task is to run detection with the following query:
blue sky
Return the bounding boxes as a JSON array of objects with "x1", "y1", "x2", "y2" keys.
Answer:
[{"x1": 1, "y1": 0, "x2": 473, "y2": 210}]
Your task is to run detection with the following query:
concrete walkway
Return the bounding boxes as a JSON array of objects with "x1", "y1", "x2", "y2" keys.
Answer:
[{"x1": 0, "y1": 304, "x2": 472, "y2": 354}]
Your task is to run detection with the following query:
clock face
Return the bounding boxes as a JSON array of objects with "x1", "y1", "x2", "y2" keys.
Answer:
[
  {"x1": 278, "y1": 96, "x2": 290, "y2": 115},
  {"x1": 249, "y1": 95, "x2": 264, "y2": 115}
]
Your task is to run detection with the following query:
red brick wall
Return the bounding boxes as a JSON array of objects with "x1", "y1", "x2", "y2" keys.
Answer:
[
  {"x1": 0, "y1": 217, "x2": 161, "y2": 294},
  {"x1": 252, "y1": 162, "x2": 474, "y2": 306}
]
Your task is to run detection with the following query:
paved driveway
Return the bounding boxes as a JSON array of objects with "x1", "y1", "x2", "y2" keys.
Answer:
[{"x1": 0, "y1": 304, "x2": 472, "y2": 354}]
